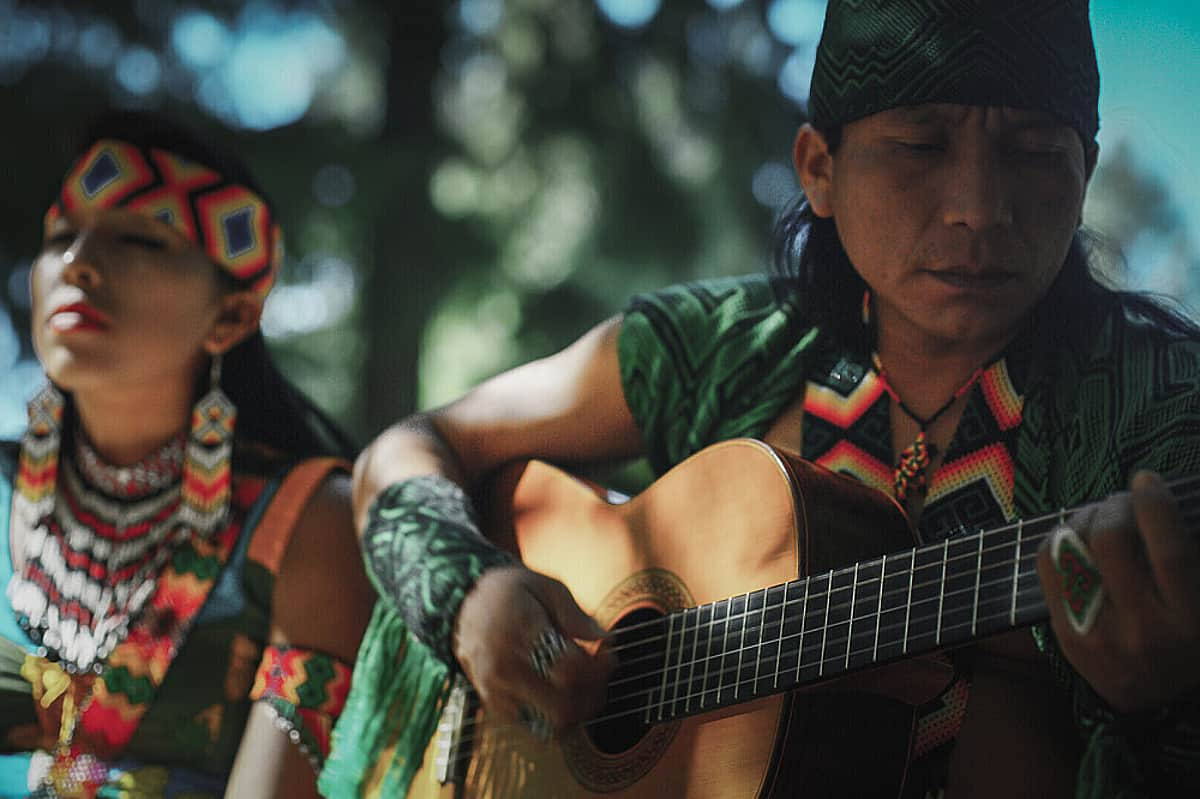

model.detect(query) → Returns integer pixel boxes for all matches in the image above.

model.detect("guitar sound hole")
[587,607,665,755]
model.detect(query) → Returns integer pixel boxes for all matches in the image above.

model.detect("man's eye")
[895,140,944,153]
[119,234,167,250]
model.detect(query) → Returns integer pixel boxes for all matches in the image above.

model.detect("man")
[322,2,1200,796]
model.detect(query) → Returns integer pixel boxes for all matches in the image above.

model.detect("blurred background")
[1,0,1197,445]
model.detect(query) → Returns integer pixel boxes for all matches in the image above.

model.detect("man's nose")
[941,146,1014,232]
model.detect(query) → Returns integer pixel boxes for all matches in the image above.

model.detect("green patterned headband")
[809,0,1100,143]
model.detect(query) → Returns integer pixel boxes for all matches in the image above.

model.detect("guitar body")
[410,439,946,798]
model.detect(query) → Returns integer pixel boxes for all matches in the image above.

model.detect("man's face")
[810,104,1093,355]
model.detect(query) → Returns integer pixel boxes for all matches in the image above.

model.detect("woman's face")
[31,206,227,397]
[800,104,1093,356]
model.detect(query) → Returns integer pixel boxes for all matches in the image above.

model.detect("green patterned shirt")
[617,274,1200,797]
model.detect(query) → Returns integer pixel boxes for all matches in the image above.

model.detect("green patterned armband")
[360,475,516,664]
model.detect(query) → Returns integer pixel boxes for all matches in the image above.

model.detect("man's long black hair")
[63,110,356,461]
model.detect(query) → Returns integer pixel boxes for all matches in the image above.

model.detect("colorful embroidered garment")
[1,445,352,798]
[799,342,1027,790]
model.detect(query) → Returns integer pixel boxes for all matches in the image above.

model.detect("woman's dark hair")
[67,110,356,461]
[770,125,1200,354]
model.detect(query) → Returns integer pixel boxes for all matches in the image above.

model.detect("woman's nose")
[60,231,103,289]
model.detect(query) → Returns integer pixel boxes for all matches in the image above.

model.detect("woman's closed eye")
[43,231,76,249]
[118,233,168,251]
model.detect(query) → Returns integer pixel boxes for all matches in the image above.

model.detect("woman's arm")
[225,472,374,799]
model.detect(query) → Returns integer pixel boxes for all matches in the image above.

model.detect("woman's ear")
[204,291,263,355]
[793,124,836,218]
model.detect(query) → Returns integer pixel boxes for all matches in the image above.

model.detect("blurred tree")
[0,0,1196,443]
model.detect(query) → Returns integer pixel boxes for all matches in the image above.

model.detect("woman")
[329,2,1200,797]
[0,112,374,798]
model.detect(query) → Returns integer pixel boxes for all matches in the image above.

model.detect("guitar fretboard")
[613,481,1200,726]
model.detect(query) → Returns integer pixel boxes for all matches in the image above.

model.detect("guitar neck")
[631,480,1200,725]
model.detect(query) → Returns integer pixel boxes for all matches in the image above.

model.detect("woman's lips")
[48,302,109,332]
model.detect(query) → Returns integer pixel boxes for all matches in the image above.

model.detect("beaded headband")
[809,0,1100,143]
[44,138,282,299]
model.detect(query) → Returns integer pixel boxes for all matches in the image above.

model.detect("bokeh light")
[114,46,162,95]
[596,0,663,30]
[766,0,826,46]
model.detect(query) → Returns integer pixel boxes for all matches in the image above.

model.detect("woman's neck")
[72,384,195,467]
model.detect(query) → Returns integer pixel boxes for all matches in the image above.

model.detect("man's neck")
[874,327,1012,419]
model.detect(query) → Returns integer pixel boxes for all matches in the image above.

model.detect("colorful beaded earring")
[14,383,65,528]
[179,353,235,535]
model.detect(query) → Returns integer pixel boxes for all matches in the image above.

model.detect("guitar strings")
[444,478,1200,745]
[448,555,1050,742]
[447,490,1200,739]
[575,481,1200,663]
[450,514,1200,744]
[599,494,1200,697]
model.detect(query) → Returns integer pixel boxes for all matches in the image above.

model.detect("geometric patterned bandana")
[44,139,282,299]
[809,0,1100,143]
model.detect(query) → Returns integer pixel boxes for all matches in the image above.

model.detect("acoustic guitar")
[407,438,1177,798]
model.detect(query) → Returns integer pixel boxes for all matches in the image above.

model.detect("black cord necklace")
[870,352,990,502]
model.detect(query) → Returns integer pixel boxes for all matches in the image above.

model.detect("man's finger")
[1131,470,1200,612]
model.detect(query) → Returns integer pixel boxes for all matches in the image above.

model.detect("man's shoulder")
[1095,300,1200,367]
[624,274,801,338]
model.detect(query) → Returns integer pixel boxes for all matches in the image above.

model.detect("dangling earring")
[15,383,65,527]
[861,288,872,327]
[180,353,235,535]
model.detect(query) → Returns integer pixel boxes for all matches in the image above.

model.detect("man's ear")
[204,291,263,355]
[793,124,836,218]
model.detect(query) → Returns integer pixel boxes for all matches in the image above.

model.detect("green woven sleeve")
[1021,305,1200,797]
[360,475,516,665]
[617,275,821,475]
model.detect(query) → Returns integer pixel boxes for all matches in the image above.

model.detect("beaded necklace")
[8,430,187,674]
[870,352,993,502]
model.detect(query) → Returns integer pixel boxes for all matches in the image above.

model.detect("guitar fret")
[752,588,768,696]
[670,608,691,718]
[773,581,789,690]
[971,533,983,637]
[873,554,885,662]
[940,535,983,647]
[656,613,674,722]
[819,568,833,677]
[903,554,914,655]
[734,591,749,700]
[686,605,702,713]
[795,577,810,683]
[935,538,948,646]
[696,603,714,711]
[845,563,859,671]
[876,551,911,663]
[906,544,944,653]
[1010,519,1023,626]
[714,599,731,706]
